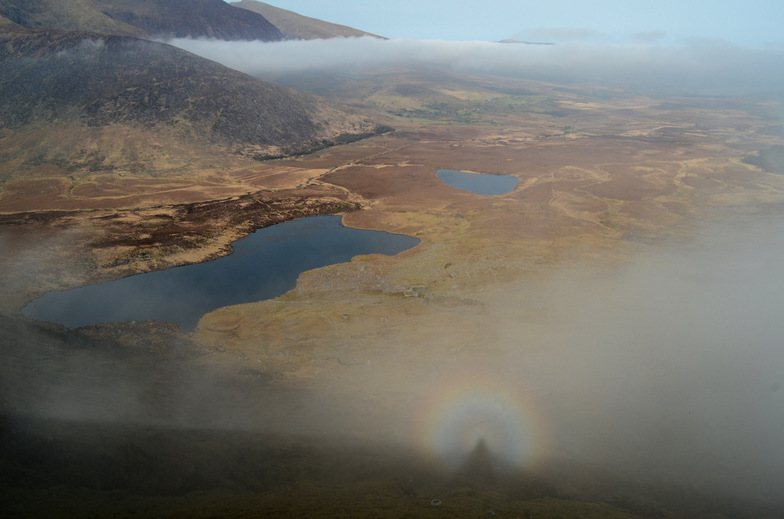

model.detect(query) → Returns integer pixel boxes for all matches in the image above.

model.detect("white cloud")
[169,36,784,96]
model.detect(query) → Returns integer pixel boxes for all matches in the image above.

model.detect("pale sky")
[231,0,783,46]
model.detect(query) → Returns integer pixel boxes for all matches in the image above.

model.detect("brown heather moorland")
[3,68,784,518]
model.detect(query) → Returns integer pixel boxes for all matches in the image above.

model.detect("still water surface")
[436,169,519,195]
[23,215,419,332]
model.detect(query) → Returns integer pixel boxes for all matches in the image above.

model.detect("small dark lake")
[23,215,419,332]
[436,170,519,195]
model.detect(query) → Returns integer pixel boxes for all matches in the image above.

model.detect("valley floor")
[3,83,784,517]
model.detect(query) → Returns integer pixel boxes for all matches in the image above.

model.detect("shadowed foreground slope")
[0,315,778,519]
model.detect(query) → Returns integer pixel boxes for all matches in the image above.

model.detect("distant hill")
[231,0,383,40]
[0,0,283,40]
[498,39,554,45]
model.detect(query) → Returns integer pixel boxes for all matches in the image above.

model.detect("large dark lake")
[23,215,419,332]
[436,170,519,195]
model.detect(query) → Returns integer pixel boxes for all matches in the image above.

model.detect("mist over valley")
[2,1,784,517]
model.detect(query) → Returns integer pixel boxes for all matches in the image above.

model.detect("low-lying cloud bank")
[502,214,784,503]
[170,36,784,96]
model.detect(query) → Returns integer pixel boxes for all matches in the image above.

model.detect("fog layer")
[171,37,784,95]
[489,213,784,502]
[8,212,784,506]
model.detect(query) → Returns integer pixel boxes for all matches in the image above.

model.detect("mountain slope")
[0,29,384,183]
[0,13,23,31]
[0,0,283,41]
[231,0,382,40]
[0,0,146,37]
[92,0,283,41]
